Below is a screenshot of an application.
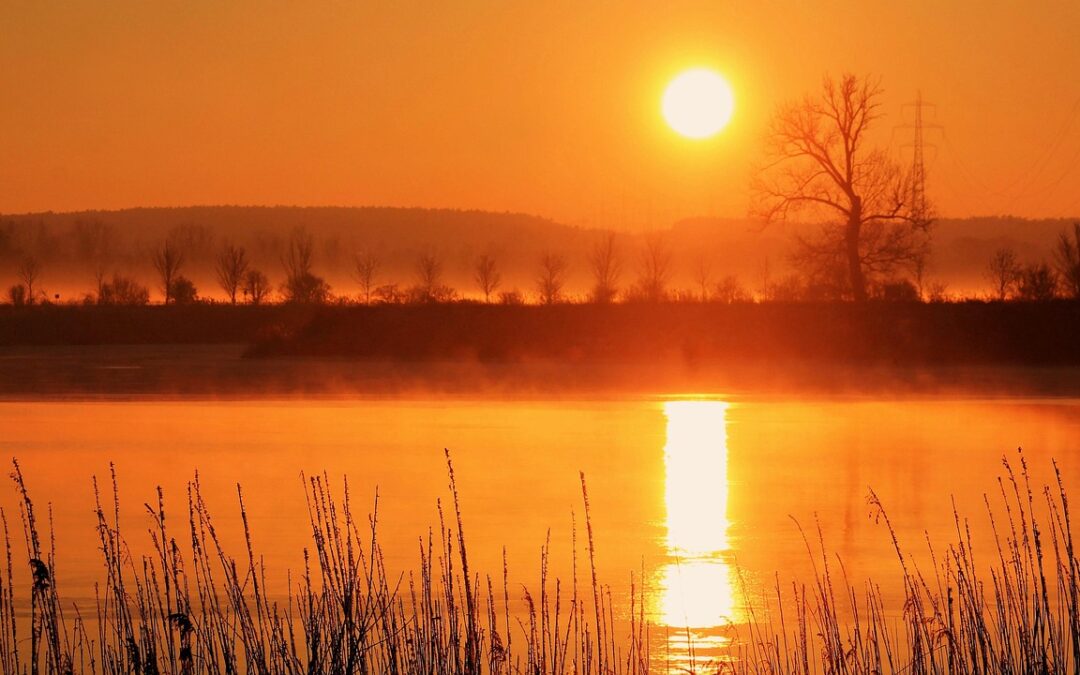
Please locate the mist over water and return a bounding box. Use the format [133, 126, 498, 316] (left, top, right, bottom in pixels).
[4, 343, 1080, 401]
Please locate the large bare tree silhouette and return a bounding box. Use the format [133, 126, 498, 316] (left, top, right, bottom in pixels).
[752, 74, 931, 301]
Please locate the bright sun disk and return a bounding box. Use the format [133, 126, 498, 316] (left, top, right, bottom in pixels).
[662, 68, 734, 139]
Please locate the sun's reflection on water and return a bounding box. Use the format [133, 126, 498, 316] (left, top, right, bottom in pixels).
[656, 400, 740, 668]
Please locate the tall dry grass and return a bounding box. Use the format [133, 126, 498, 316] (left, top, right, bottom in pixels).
[0, 450, 1076, 674]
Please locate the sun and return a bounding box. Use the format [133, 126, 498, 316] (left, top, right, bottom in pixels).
[662, 68, 735, 139]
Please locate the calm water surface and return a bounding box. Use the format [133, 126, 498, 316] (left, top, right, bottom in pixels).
[2, 394, 1079, 668]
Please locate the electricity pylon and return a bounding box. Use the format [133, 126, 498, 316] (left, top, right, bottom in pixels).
[897, 91, 942, 225]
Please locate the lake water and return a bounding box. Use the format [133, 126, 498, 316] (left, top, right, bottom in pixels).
[2, 392, 1079, 669]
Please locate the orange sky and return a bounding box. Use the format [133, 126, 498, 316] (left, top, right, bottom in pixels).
[3, 1, 1080, 227]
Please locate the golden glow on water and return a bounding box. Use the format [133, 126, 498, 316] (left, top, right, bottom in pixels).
[657, 400, 739, 634]
[663, 401, 730, 555]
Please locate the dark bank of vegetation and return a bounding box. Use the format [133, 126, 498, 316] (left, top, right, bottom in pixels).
[0, 304, 312, 347]
[2, 300, 1079, 367]
[2, 451, 1079, 674]
[249, 301, 1080, 365]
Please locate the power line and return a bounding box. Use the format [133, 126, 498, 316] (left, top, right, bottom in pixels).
[991, 95, 1080, 202]
[934, 95, 1080, 211]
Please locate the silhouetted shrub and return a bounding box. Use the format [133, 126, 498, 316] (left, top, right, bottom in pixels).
[498, 289, 524, 305]
[1017, 263, 1059, 301]
[873, 279, 920, 302]
[98, 274, 150, 306]
[169, 276, 199, 304]
[927, 282, 950, 303]
[406, 284, 457, 304]
[7, 284, 27, 307]
[374, 283, 405, 304]
[284, 272, 331, 304]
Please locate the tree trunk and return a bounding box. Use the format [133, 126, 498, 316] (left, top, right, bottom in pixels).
[846, 199, 867, 301]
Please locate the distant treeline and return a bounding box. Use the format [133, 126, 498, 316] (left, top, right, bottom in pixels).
[2, 207, 1080, 306]
[3, 302, 1078, 366]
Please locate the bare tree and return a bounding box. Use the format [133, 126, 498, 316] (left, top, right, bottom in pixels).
[715, 275, 752, 303]
[751, 73, 931, 301]
[473, 253, 500, 302]
[151, 240, 184, 304]
[536, 252, 567, 305]
[73, 219, 115, 287]
[693, 255, 714, 302]
[407, 251, 456, 303]
[282, 227, 329, 303]
[757, 257, 772, 302]
[282, 227, 314, 286]
[242, 269, 271, 305]
[94, 265, 108, 301]
[215, 243, 249, 304]
[354, 250, 380, 304]
[416, 252, 442, 289]
[588, 233, 621, 303]
[913, 256, 928, 301]
[413, 251, 443, 301]
[16, 257, 40, 304]
[634, 232, 671, 302]
[986, 247, 1022, 301]
[1054, 222, 1080, 299]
